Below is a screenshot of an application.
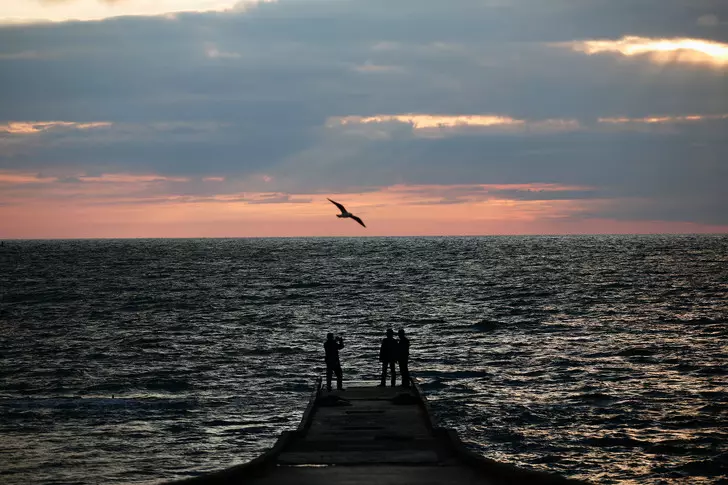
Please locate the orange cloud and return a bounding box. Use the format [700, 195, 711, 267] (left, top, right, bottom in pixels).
[2, 0, 277, 24]
[0, 121, 112, 134]
[330, 114, 580, 137]
[566, 36, 728, 67]
[348, 114, 523, 128]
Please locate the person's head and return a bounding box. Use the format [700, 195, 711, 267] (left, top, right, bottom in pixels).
[327, 332, 334, 341]
[386, 328, 394, 337]
[398, 328, 405, 337]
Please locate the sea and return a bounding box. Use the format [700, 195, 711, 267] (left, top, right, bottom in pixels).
[0, 236, 726, 484]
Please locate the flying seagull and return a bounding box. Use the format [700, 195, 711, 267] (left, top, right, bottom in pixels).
[328, 198, 366, 228]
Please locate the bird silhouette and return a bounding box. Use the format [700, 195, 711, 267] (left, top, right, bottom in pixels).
[328, 198, 366, 227]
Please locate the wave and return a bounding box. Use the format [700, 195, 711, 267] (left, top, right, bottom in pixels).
[471, 320, 505, 331]
[616, 347, 657, 357]
[140, 379, 193, 392]
[676, 452, 728, 476]
[583, 435, 650, 448]
[577, 392, 615, 403]
[3, 236, 727, 485]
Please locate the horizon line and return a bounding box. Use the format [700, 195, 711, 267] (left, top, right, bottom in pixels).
[2, 232, 727, 242]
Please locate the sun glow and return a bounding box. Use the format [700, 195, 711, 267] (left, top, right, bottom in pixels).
[568, 36, 728, 67]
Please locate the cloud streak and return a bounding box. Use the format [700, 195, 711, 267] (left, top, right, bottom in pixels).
[567, 36, 728, 67]
[0, 121, 112, 134]
[598, 113, 728, 124]
[2, 0, 276, 23]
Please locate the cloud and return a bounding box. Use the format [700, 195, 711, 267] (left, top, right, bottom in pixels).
[5, 0, 277, 24]
[379, 183, 599, 206]
[38, 0, 124, 4]
[0, 121, 112, 134]
[231, 0, 276, 13]
[598, 113, 728, 125]
[0, 0, 727, 233]
[351, 62, 405, 73]
[329, 112, 728, 138]
[0, 171, 56, 184]
[697, 14, 721, 27]
[330, 114, 582, 137]
[204, 42, 241, 59]
[566, 36, 728, 67]
[245, 193, 313, 204]
[0, 50, 49, 60]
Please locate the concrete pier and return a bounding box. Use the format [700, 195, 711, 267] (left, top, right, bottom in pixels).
[168, 379, 588, 485]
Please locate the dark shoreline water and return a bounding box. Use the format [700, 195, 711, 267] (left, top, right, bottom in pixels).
[1, 235, 726, 484]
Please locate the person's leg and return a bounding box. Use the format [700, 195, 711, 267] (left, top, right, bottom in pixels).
[380, 362, 387, 386]
[326, 365, 333, 391]
[400, 360, 410, 387]
[389, 362, 396, 387]
[335, 363, 343, 390]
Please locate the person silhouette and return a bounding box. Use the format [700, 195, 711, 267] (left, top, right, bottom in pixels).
[397, 328, 410, 387]
[324, 333, 344, 392]
[379, 328, 398, 387]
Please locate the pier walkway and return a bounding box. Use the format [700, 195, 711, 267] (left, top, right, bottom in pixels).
[170, 379, 587, 485]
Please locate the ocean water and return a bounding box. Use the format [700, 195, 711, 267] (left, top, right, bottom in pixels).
[0, 235, 726, 484]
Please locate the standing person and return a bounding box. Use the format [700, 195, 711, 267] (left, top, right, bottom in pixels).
[324, 333, 344, 392]
[379, 328, 398, 387]
[397, 328, 410, 387]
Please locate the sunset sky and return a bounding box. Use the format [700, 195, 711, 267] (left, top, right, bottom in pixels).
[1, 0, 727, 238]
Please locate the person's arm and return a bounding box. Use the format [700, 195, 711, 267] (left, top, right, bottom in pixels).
[337, 338, 344, 350]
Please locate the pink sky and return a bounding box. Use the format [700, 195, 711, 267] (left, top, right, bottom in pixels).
[1, 177, 726, 238]
[1, 0, 727, 239]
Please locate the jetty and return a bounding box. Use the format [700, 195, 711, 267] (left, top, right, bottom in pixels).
[168, 378, 587, 485]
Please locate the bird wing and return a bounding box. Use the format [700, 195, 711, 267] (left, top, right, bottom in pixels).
[350, 215, 366, 228]
[328, 198, 347, 214]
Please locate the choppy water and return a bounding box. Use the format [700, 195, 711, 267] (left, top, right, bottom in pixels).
[0, 236, 726, 484]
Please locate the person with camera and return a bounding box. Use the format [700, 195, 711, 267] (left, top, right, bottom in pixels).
[379, 328, 398, 387]
[324, 333, 345, 392]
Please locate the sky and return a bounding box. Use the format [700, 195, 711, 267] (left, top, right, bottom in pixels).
[0, 0, 727, 238]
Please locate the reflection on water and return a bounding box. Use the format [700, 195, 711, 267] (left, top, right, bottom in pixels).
[0, 235, 726, 484]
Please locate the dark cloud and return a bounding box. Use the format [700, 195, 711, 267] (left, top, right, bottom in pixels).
[0, 122, 316, 177]
[0, 0, 727, 225]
